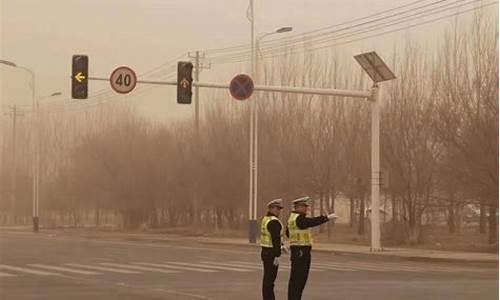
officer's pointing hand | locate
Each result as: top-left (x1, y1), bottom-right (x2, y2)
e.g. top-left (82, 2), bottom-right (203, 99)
top-left (327, 213), bottom-right (338, 220)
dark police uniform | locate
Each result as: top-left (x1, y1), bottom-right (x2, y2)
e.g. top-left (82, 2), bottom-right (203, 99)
top-left (286, 197), bottom-right (329, 300)
top-left (260, 199), bottom-right (284, 300)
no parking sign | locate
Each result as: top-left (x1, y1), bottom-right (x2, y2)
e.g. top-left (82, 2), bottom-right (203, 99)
top-left (229, 74), bottom-right (254, 100)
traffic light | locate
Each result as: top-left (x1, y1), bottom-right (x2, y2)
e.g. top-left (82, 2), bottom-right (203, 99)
top-left (177, 61), bottom-right (193, 104)
top-left (72, 55), bottom-right (88, 99)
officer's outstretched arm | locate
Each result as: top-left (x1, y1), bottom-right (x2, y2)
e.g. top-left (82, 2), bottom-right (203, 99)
top-left (296, 214), bottom-right (329, 230)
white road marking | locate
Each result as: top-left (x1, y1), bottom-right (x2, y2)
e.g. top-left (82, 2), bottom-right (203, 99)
top-left (407, 264), bottom-right (488, 273)
top-left (348, 262), bottom-right (429, 272)
top-left (231, 260), bottom-right (291, 270)
top-left (0, 264), bottom-right (60, 276)
top-left (312, 264), bottom-right (357, 271)
top-left (334, 261), bottom-right (474, 273)
top-left (134, 262), bottom-right (218, 273)
top-left (27, 264), bottom-right (101, 275)
top-left (64, 263), bottom-right (141, 274)
top-left (1, 232), bottom-right (254, 256)
top-left (99, 263), bottom-right (178, 274)
top-left (204, 261), bottom-right (262, 270)
top-left (229, 260), bottom-right (325, 272)
top-left (165, 261), bottom-right (252, 272)
top-left (321, 262), bottom-right (393, 272)
top-left (231, 261), bottom-right (273, 266)
top-left (0, 271), bottom-right (16, 277)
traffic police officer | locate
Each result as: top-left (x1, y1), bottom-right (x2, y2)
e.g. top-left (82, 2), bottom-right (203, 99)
top-left (287, 196), bottom-right (337, 300)
top-left (260, 198), bottom-right (285, 300)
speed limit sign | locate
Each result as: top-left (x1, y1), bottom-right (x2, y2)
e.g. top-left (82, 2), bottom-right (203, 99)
top-left (110, 66), bottom-right (137, 94)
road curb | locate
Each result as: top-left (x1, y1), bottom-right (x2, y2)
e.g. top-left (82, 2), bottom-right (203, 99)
top-left (314, 248), bottom-right (499, 263)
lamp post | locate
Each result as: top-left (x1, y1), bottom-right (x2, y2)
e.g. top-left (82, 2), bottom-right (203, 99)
top-left (36, 91), bottom-right (62, 230)
top-left (247, 25), bottom-right (293, 244)
top-left (354, 51), bottom-right (396, 251)
top-left (0, 60), bottom-right (38, 232)
top-left (255, 27), bottom-right (293, 80)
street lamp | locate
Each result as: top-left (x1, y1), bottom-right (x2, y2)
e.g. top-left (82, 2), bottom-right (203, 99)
top-left (354, 51), bottom-right (396, 251)
top-left (36, 91), bottom-right (62, 232)
top-left (255, 26), bottom-right (293, 78)
top-left (276, 26), bottom-right (293, 34)
top-left (38, 92), bottom-right (62, 104)
top-left (0, 60), bottom-right (16, 67)
top-left (248, 26), bottom-right (293, 244)
top-left (0, 59), bottom-right (38, 232)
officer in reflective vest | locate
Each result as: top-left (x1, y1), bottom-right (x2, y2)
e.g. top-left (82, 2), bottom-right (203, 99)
top-left (260, 198), bottom-right (285, 300)
top-left (287, 196), bottom-right (338, 300)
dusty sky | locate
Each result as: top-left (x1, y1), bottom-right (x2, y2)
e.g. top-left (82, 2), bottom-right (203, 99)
top-left (0, 0), bottom-right (493, 120)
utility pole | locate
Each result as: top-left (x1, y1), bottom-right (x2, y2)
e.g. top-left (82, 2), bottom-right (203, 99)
top-left (188, 51), bottom-right (210, 136)
top-left (4, 105), bottom-right (23, 222)
top-left (248, 0), bottom-right (257, 244)
top-left (188, 51), bottom-right (210, 225)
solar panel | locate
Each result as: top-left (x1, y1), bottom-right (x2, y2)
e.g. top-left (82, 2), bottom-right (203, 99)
top-left (354, 51), bottom-right (396, 83)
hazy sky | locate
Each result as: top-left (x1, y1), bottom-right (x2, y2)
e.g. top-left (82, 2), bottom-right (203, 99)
top-left (0, 0), bottom-right (492, 120)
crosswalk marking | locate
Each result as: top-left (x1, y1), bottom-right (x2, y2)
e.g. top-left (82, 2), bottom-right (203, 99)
top-left (0, 260), bottom-right (489, 279)
top-left (318, 261), bottom-right (470, 273)
top-left (134, 262), bottom-right (218, 273)
top-left (99, 263), bottom-right (178, 274)
top-left (326, 261), bottom-right (469, 273)
top-left (312, 264), bottom-right (357, 272)
top-left (402, 262), bottom-right (490, 273)
top-left (27, 264), bottom-right (101, 275)
top-left (65, 263), bottom-right (141, 274)
top-left (320, 262), bottom-right (394, 272)
top-left (233, 261), bottom-right (293, 271)
top-left (164, 261), bottom-right (252, 272)
top-left (230, 260), bottom-right (489, 274)
top-left (331, 261), bottom-right (409, 272)
top-left (204, 261), bottom-right (262, 270)
top-left (231, 261), bottom-right (283, 268)
top-left (0, 271), bottom-right (16, 277)
top-left (348, 262), bottom-right (428, 272)
top-left (231, 261), bottom-right (326, 272)
top-left (0, 264), bottom-right (60, 276)
top-left (230, 261), bottom-right (269, 267)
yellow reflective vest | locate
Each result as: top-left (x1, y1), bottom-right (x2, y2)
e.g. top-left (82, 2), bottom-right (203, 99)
top-left (260, 215), bottom-right (284, 248)
top-left (288, 212), bottom-right (313, 246)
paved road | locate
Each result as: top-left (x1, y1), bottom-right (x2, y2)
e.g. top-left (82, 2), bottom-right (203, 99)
top-left (0, 231), bottom-right (497, 300)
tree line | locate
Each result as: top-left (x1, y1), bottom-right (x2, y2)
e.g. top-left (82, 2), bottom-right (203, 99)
top-left (1, 14), bottom-right (497, 245)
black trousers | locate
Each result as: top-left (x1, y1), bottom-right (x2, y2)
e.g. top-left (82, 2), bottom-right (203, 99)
top-left (261, 250), bottom-right (279, 300)
top-left (288, 246), bottom-right (312, 300)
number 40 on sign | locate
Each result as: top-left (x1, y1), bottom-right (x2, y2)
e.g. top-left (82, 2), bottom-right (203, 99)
top-left (110, 66), bottom-right (137, 94)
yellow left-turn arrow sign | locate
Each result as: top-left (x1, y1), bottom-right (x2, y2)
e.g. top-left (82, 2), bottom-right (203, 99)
top-left (75, 72), bottom-right (86, 83)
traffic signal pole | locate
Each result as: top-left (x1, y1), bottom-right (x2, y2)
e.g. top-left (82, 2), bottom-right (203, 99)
top-left (86, 76), bottom-right (379, 248)
top-left (81, 49), bottom-right (396, 251)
